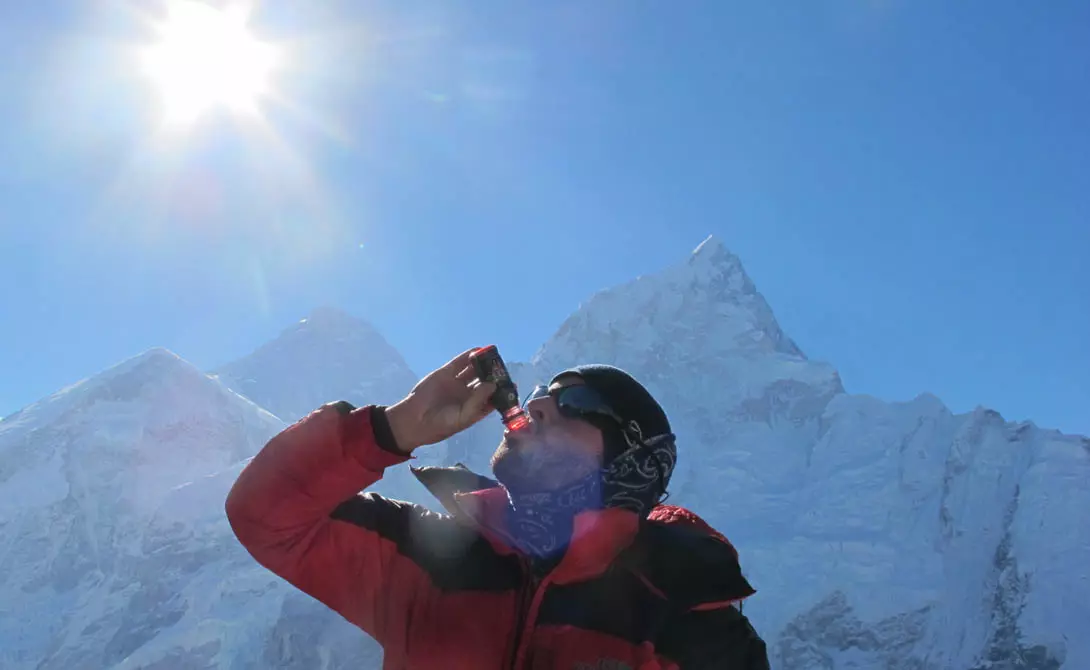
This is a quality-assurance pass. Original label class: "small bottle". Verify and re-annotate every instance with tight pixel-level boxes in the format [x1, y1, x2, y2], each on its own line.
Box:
[470, 345, 530, 431]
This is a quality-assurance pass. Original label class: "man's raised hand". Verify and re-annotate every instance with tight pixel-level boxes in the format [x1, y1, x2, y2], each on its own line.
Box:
[385, 348, 498, 453]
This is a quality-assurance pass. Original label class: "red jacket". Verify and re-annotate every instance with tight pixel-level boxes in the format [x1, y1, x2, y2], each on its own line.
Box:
[226, 401, 769, 669]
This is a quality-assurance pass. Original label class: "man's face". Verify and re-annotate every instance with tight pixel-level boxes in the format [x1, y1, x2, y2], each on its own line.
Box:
[490, 375, 605, 493]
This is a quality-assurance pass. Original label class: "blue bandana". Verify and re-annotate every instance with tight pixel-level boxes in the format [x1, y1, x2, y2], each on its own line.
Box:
[503, 432, 677, 559]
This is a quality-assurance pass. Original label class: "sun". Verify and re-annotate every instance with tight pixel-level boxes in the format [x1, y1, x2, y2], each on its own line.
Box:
[140, 1, 281, 125]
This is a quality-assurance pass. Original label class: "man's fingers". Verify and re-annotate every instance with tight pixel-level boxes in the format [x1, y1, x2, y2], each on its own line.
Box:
[441, 348, 479, 375]
[455, 364, 476, 382]
[467, 381, 497, 419]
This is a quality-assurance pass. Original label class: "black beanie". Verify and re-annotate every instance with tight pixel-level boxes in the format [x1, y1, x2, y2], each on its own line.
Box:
[550, 363, 677, 515]
[551, 364, 671, 440]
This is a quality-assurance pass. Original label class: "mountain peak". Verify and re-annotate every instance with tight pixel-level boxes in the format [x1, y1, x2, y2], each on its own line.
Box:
[133, 345, 178, 362]
[86, 347, 221, 405]
[212, 308, 418, 422]
[0, 347, 279, 465]
[685, 234, 758, 298]
[527, 237, 838, 424]
[534, 235, 805, 367]
[299, 305, 369, 332]
[1, 347, 199, 436]
[689, 234, 736, 266]
[108, 346, 187, 379]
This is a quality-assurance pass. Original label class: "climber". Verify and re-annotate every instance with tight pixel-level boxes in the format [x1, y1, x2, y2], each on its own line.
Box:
[225, 348, 770, 669]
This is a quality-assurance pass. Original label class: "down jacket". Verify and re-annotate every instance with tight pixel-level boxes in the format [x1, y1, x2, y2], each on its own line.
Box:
[226, 401, 770, 669]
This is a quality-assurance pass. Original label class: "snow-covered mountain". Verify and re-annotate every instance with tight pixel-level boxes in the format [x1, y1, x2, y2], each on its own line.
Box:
[211, 306, 418, 423]
[0, 348, 394, 669]
[211, 305, 449, 499]
[448, 236, 1088, 669]
[2, 236, 1086, 669]
[0, 349, 277, 667]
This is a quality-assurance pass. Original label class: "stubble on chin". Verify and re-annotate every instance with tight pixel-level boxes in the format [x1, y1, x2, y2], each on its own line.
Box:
[490, 436, 599, 493]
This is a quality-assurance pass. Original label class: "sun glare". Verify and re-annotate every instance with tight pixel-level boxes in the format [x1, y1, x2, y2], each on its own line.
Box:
[140, 1, 280, 125]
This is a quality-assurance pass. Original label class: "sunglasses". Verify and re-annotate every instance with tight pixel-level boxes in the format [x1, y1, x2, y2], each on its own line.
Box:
[521, 384, 625, 427]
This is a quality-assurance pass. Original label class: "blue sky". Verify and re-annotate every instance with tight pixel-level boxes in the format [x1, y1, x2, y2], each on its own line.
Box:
[1, 0, 1087, 436]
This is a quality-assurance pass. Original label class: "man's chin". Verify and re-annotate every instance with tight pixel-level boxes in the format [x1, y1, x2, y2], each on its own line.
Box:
[490, 440, 541, 493]
[490, 443, 521, 483]
[489, 436, 601, 495]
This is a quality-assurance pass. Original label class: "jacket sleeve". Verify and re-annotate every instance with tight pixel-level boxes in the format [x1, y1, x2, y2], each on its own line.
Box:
[224, 400, 467, 650]
[659, 604, 771, 669]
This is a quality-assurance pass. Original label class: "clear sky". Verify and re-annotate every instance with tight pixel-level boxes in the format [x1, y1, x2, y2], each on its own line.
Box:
[1, 0, 1087, 436]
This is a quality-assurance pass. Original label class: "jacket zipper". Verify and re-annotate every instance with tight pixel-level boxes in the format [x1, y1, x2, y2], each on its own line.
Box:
[507, 557, 533, 669]
[510, 556, 553, 670]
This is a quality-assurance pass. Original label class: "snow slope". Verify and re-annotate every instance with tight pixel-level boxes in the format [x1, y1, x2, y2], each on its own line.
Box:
[0, 349, 284, 668]
[0, 349, 389, 669]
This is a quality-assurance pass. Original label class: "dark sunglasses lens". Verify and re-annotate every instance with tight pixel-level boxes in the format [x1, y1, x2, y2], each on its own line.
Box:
[521, 384, 622, 424]
[521, 385, 550, 408]
[556, 386, 614, 419]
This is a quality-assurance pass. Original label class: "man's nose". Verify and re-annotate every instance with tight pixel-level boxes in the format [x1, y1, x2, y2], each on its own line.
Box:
[524, 394, 560, 427]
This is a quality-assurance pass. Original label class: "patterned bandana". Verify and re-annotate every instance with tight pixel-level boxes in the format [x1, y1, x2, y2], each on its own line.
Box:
[504, 430, 677, 560]
[505, 470, 602, 560]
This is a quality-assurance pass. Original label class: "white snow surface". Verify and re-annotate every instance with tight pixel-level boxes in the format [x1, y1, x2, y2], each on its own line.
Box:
[1, 235, 1086, 669]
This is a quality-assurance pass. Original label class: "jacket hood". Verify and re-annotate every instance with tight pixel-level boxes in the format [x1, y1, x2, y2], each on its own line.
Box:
[647, 504, 742, 560]
[637, 503, 757, 609]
